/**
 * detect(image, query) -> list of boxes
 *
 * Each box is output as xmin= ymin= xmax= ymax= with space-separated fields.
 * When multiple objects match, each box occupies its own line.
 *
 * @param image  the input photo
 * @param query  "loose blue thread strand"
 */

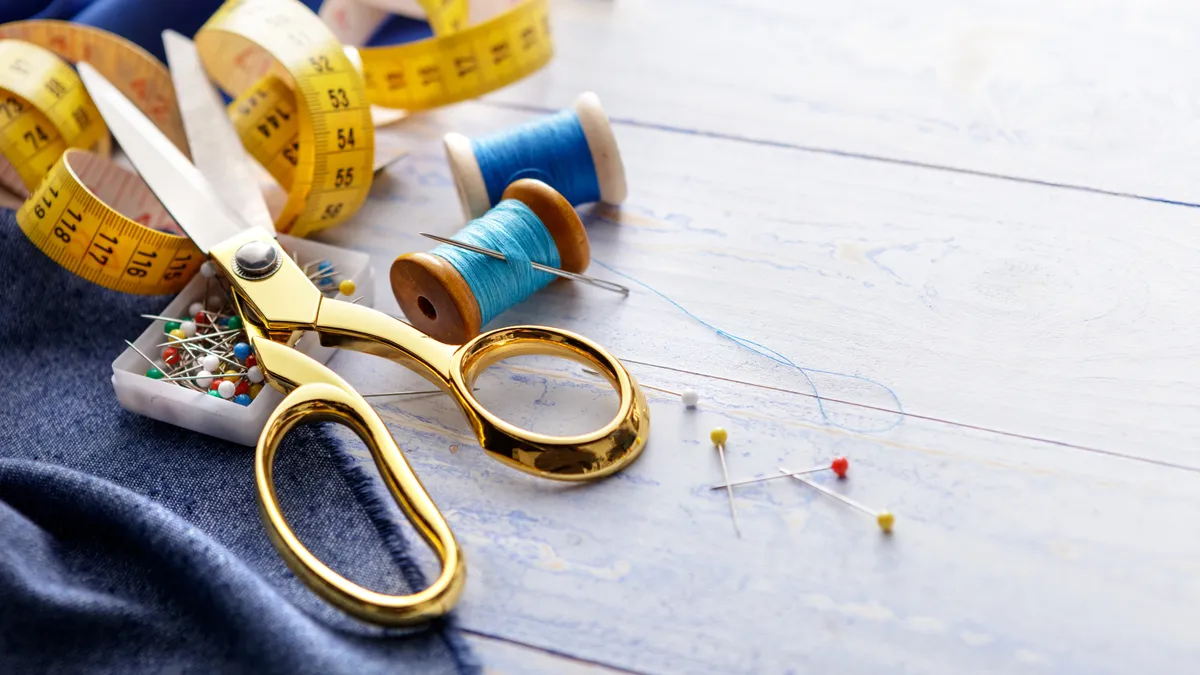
xmin=592 ymin=260 xmax=905 ymax=434
xmin=473 ymin=109 xmax=601 ymax=208
xmin=431 ymin=200 xmax=560 ymax=324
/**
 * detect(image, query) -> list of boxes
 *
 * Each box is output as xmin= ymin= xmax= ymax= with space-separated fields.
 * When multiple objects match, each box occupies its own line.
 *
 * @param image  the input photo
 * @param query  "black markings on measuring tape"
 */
xmin=454 ymin=56 xmax=477 ymax=77
xmin=162 ymin=251 xmax=193 ymax=282
xmin=8 ymin=58 xmax=30 ymax=75
xmin=386 ymin=72 xmax=406 ymax=91
xmin=236 ymin=88 xmax=270 ymax=117
xmin=0 ymin=96 xmax=24 ymax=120
xmin=308 ymin=55 xmax=333 ymax=73
xmin=71 ymin=106 xmax=91 ymax=130
xmin=44 ymin=77 xmax=66 ymax=98
xmin=326 ymin=87 xmax=349 ymax=109
xmin=521 ymin=27 xmax=537 ymax=50
xmin=491 ymin=41 xmax=511 ymax=64
xmin=282 ymin=140 xmax=298 ymax=166
xmin=91 ymin=232 xmax=118 ymax=266
xmin=419 ymin=65 xmax=441 ymax=86
xmin=22 ymin=125 xmax=48 ymax=150
xmin=126 ymin=248 xmax=153 ymax=277
xmin=320 ymin=203 xmax=343 ymax=220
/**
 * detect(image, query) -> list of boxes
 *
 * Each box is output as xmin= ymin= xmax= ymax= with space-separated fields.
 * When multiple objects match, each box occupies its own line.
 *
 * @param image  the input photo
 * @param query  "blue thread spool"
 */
xmin=444 ymin=92 xmax=627 ymax=219
xmin=390 ymin=179 xmax=591 ymax=343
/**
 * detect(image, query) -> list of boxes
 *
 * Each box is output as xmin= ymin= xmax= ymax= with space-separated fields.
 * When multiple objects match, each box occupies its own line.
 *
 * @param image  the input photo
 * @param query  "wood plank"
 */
xmin=331 ymin=351 xmax=1200 ymax=675
xmin=324 ymin=102 xmax=1200 ymax=465
xmin=465 ymin=631 xmax=641 ymax=675
xmin=484 ymin=0 xmax=1200 ymax=203
xmin=309 ymin=100 xmax=1200 ymax=673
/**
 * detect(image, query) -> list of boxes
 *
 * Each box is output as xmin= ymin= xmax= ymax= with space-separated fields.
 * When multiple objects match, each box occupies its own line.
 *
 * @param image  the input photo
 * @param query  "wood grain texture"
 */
xmin=465 ymin=632 xmax=637 ymax=674
xmin=487 ymin=0 xmax=1200 ymax=205
xmin=301 ymin=1 xmax=1200 ymax=672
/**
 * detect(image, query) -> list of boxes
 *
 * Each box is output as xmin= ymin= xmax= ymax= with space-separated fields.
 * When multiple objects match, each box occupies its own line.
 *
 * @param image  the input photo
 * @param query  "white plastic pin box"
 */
xmin=111 ymin=235 xmax=374 ymax=447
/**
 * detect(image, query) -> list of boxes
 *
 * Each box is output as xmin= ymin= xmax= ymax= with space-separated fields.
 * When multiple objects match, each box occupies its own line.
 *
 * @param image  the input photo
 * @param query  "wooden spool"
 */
xmin=390 ymin=179 xmax=590 ymax=344
xmin=443 ymin=91 xmax=628 ymax=220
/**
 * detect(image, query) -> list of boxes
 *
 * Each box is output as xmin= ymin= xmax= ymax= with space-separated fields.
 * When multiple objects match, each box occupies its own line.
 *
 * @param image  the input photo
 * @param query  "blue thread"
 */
xmin=592 ymin=259 xmax=905 ymax=434
xmin=431 ymin=200 xmax=560 ymax=324
xmin=472 ymin=109 xmax=601 ymax=208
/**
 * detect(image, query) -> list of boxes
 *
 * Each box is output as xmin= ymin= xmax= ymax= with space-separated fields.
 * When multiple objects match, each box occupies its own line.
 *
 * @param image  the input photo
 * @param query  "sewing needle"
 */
xmin=419 ymin=232 xmax=631 ymax=295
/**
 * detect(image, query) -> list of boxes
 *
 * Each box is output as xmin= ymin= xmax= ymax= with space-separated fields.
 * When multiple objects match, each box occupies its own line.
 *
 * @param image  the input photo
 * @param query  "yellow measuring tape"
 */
xmin=355 ymin=0 xmax=553 ymax=111
xmin=0 ymin=0 xmax=553 ymax=294
xmin=196 ymin=0 xmax=376 ymax=237
xmin=0 ymin=22 xmax=204 ymax=294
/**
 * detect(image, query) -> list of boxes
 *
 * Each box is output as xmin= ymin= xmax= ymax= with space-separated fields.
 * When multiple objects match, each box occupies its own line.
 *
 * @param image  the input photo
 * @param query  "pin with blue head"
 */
xmin=390 ymin=179 xmax=590 ymax=344
xmin=444 ymin=92 xmax=627 ymax=220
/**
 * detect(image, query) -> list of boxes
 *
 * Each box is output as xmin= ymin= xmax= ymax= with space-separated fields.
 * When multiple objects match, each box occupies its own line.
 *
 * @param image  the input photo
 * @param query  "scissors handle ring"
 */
xmin=256 ymin=381 xmax=465 ymax=626
xmin=451 ymin=325 xmax=651 ymax=480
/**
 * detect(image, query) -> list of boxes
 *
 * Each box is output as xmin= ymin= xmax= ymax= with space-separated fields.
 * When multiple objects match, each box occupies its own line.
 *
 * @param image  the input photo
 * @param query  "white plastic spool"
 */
xmin=111 ymin=235 xmax=374 ymax=447
xmin=443 ymin=92 xmax=627 ymax=220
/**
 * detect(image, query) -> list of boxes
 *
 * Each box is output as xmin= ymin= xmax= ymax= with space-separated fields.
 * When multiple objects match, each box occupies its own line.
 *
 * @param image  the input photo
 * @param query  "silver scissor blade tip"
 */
xmin=162 ymin=29 xmax=275 ymax=236
xmin=79 ymin=62 xmax=251 ymax=253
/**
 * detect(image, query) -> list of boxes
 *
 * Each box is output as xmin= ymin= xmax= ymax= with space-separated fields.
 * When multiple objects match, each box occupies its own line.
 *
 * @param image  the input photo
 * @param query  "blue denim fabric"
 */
xmin=0 ymin=211 xmax=475 ymax=673
xmin=0 ymin=0 xmax=432 ymax=63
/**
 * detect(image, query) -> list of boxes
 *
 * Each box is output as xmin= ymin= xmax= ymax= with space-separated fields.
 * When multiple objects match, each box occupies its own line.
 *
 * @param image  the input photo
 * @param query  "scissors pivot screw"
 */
xmin=233 ymin=241 xmax=282 ymax=280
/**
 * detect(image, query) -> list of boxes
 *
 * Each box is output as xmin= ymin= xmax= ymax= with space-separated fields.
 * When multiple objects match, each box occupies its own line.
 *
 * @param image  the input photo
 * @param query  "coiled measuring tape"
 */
xmin=0 ymin=1 xmax=377 ymax=294
xmin=196 ymin=0 xmax=375 ymax=237
xmin=0 ymin=21 xmax=204 ymax=295
xmin=322 ymin=0 xmax=553 ymax=111
xmin=0 ymin=0 xmax=552 ymax=295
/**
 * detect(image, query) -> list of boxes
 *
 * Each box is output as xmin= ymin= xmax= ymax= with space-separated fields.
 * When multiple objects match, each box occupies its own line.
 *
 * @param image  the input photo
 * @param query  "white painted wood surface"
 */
xmin=305 ymin=1 xmax=1200 ymax=673
xmin=491 ymin=0 xmax=1200 ymax=205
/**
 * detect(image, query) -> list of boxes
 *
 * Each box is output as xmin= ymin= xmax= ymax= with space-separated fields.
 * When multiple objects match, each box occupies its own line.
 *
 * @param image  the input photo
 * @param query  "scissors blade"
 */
xmin=162 ymin=30 xmax=274 ymax=236
xmin=78 ymin=62 xmax=250 ymax=253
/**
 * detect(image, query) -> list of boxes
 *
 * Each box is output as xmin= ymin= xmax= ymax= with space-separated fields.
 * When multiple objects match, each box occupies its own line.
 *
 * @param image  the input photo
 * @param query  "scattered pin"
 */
xmin=779 ymin=467 xmax=894 ymax=533
xmin=681 ymin=389 xmax=699 ymax=408
xmin=373 ymin=149 xmax=408 ymax=174
xmin=125 ymin=339 xmax=162 ymax=372
xmin=582 ymin=367 xmax=699 ymax=407
xmin=133 ymin=292 xmax=266 ymax=406
xmin=420 ymin=232 xmax=631 ymax=295
xmin=360 ymin=386 xmax=479 ymax=399
xmin=161 ymin=371 xmax=247 ymax=383
xmin=155 ymin=327 xmax=241 ymax=347
xmin=361 ymin=388 xmax=443 ymax=399
xmin=710 ymin=427 xmax=741 ymax=538
xmin=711 ymin=457 xmax=849 ymax=490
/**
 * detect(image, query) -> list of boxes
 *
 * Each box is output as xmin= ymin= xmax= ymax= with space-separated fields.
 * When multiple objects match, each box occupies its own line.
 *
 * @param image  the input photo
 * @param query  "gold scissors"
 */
xmin=77 ymin=33 xmax=649 ymax=626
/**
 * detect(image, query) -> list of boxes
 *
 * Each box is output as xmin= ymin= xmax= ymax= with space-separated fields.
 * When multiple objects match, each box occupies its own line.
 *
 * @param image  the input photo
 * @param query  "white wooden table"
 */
xmin=315 ymin=1 xmax=1200 ymax=672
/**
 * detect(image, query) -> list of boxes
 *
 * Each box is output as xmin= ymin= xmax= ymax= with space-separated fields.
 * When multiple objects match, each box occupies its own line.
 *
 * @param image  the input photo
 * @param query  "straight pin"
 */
xmin=780 ymin=468 xmax=894 ymax=533
xmin=420 ymin=232 xmax=631 ymax=295
xmin=125 ymin=340 xmax=162 ymax=373
xmin=156 ymin=327 xmax=241 ymax=347
xmin=581 ymin=367 xmax=699 ymax=408
xmin=712 ymin=457 xmax=848 ymax=490
xmin=179 ymin=340 xmax=242 ymax=369
xmin=710 ymin=428 xmax=741 ymax=538
xmin=361 ymin=389 xmax=443 ymax=399
xmin=161 ymin=371 xmax=247 ymax=382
